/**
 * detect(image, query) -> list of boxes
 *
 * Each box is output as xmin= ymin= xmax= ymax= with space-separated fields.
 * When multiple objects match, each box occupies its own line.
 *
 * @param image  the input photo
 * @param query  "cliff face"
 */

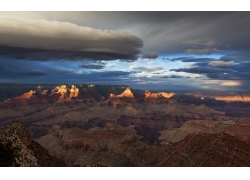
xmin=99 ymin=88 xmax=176 ymax=107
xmin=145 ymin=90 xmax=175 ymax=99
xmin=117 ymin=87 xmax=134 ymax=98
xmin=159 ymin=119 xmax=250 ymax=145
xmin=13 ymin=90 xmax=35 ymax=100
xmin=186 ymin=91 xmax=250 ymax=102
xmin=144 ymin=90 xmax=175 ymax=103
xmin=131 ymin=132 xmax=250 ymax=167
xmin=2 ymin=89 xmax=49 ymax=108
xmin=50 ymin=85 xmax=79 ymax=100
xmin=0 ymin=122 xmax=65 ymax=167
xmin=35 ymin=123 xmax=145 ymax=167
xmin=1 ymin=84 xmax=98 ymax=109
xmin=98 ymin=87 xmax=137 ymax=108
xmin=45 ymin=84 xmax=97 ymax=103
xmin=36 ymin=125 xmax=250 ymax=167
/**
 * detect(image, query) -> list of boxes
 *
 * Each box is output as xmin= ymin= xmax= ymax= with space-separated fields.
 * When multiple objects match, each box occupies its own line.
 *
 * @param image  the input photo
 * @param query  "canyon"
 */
xmin=0 ymin=84 xmax=250 ymax=166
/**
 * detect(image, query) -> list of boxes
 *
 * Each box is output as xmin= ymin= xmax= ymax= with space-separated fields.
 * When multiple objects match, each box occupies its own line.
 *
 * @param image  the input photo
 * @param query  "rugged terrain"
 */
xmin=0 ymin=122 xmax=65 ymax=167
xmin=0 ymin=84 xmax=250 ymax=166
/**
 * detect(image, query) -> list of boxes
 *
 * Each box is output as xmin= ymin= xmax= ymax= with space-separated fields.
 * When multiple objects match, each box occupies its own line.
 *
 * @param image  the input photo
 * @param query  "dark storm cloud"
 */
xmin=0 ymin=16 xmax=143 ymax=61
xmin=185 ymin=48 xmax=223 ymax=55
xmin=95 ymin=71 xmax=130 ymax=77
xmin=206 ymin=73 xmax=220 ymax=79
xmin=160 ymin=75 xmax=186 ymax=78
xmin=0 ymin=59 xmax=135 ymax=83
xmin=171 ymin=61 xmax=250 ymax=80
xmin=79 ymin=64 xmax=105 ymax=69
xmin=169 ymin=57 xmax=215 ymax=62
xmin=4 ymin=66 xmax=18 ymax=73
xmin=168 ymin=57 xmax=191 ymax=61
xmin=243 ymin=62 xmax=250 ymax=68
xmin=182 ymin=39 xmax=223 ymax=55
xmin=0 ymin=46 xmax=141 ymax=61
xmin=56 ymin=70 xmax=73 ymax=75
xmin=122 ymin=12 xmax=250 ymax=55
xmin=1 ymin=12 xmax=250 ymax=57
xmin=142 ymin=52 xmax=158 ymax=59
xmin=21 ymin=70 xmax=47 ymax=76
xmin=170 ymin=66 xmax=235 ymax=74
xmin=0 ymin=59 xmax=60 ymax=79
xmin=220 ymin=52 xmax=250 ymax=62
xmin=1 ymin=12 xmax=250 ymax=90
xmin=53 ymin=70 xmax=134 ymax=84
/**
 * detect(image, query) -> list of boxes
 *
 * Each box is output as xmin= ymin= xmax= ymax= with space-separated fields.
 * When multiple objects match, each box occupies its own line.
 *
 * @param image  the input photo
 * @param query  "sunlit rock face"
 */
xmin=14 ymin=90 xmax=35 ymax=100
xmin=51 ymin=85 xmax=68 ymax=100
xmin=88 ymin=84 xmax=95 ymax=88
xmin=50 ymin=85 xmax=79 ymax=100
xmin=109 ymin=93 xmax=117 ymax=98
xmin=1 ymin=85 xmax=98 ymax=109
xmin=158 ymin=92 xmax=175 ymax=98
xmin=117 ymin=87 xmax=134 ymax=98
xmin=40 ymin=90 xmax=48 ymax=96
xmin=2 ymin=89 xmax=49 ymax=107
xmin=69 ymin=85 xmax=79 ymax=98
xmin=98 ymin=87 xmax=137 ymax=107
xmin=145 ymin=90 xmax=175 ymax=99
xmin=186 ymin=92 xmax=250 ymax=102
xmin=145 ymin=90 xmax=158 ymax=99
xmin=144 ymin=90 xmax=175 ymax=103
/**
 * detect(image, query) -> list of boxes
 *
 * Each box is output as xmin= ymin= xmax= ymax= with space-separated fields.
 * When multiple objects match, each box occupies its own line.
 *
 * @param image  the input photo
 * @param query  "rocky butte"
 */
xmin=50 ymin=84 xmax=79 ymax=100
xmin=117 ymin=87 xmax=135 ymax=98
xmin=145 ymin=90 xmax=175 ymax=99
xmin=144 ymin=90 xmax=175 ymax=103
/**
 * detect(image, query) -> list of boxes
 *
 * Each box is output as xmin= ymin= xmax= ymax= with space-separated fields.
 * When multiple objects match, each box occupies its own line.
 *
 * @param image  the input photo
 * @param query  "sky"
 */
xmin=0 ymin=11 xmax=250 ymax=91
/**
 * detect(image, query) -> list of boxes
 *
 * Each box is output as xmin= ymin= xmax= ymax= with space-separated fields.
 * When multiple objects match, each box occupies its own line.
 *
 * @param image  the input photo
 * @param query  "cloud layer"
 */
xmin=0 ymin=16 xmax=143 ymax=61
xmin=0 ymin=12 xmax=250 ymax=91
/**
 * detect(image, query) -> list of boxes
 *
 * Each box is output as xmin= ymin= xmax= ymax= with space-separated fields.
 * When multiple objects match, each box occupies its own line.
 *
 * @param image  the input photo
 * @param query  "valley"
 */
xmin=0 ymin=84 xmax=250 ymax=166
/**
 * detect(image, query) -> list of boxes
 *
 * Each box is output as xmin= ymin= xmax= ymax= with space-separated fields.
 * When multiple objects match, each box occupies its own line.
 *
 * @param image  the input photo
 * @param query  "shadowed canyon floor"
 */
xmin=1 ymin=84 xmax=250 ymax=166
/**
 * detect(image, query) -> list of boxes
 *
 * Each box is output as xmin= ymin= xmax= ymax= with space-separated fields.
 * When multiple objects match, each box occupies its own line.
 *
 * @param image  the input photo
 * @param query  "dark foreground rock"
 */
xmin=0 ymin=122 xmax=65 ymax=167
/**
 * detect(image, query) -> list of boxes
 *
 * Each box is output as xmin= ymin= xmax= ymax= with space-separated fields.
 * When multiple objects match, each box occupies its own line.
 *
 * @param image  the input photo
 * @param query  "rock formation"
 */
xmin=14 ymin=90 xmax=35 ymax=100
xmin=36 ymin=124 xmax=250 ymax=167
xmin=145 ymin=90 xmax=158 ymax=99
xmin=35 ymin=123 xmax=145 ymax=167
xmin=0 ymin=122 xmax=65 ymax=167
xmin=98 ymin=87 xmax=137 ymax=107
xmin=1 ymin=84 xmax=250 ymax=167
xmin=159 ymin=92 xmax=175 ymax=98
xmin=117 ymin=87 xmax=135 ymax=98
xmin=88 ymin=84 xmax=95 ymax=88
xmin=131 ymin=132 xmax=250 ymax=167
xmin=145 ymin=90 xmax=175 ymax=99
xmin=40 ymin=90 xmax=48 ymax=96
xmin=144 ymin=90 xmax=175 ymax=103
xmin=69 ymin=85 xmax=79 ymax=98
xmin=186 ymin=91 xmax=250 ymax=102
xmin=51 ymin=85 xmax=68 ymax=100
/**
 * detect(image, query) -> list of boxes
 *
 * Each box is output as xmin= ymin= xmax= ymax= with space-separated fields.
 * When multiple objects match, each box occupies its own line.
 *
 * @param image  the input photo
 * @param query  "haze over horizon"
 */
xmin=1 ymin=12 xmax=250 ymax=91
